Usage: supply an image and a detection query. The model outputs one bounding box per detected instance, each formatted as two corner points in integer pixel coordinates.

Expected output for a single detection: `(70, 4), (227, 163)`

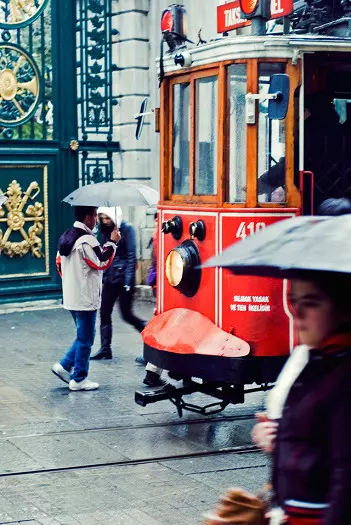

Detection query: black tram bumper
(134, 345), (288, 416)
(144, 343), (288, 385)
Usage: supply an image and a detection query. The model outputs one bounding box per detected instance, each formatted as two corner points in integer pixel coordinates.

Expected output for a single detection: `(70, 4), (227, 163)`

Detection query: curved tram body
(136, 14), (351, 415)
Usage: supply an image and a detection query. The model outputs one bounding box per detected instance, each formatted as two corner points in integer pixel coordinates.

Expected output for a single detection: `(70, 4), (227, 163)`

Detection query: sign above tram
(217, 0), (293, 32)
(217, 1), (251, 32)
(270, 0), (293, 19)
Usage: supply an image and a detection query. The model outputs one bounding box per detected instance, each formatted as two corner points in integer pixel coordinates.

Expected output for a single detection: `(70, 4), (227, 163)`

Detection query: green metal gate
(0, 0), (119, 302)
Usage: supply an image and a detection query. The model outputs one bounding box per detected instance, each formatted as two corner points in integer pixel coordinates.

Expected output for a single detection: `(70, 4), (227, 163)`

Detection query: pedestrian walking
(272, 272), (351, 524)
(252, 196), (351, 456)
(142, 212), (167, 387)
(90, 207), (146, 361)
(208, 272), (351, 525)
(52, 206), (120, 391)
(147, 213), (158, 297)
(250, 200), (351, 524)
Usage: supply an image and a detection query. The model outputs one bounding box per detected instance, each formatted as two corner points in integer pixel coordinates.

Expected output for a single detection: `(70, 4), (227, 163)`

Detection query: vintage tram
(135, 1), (351, 416)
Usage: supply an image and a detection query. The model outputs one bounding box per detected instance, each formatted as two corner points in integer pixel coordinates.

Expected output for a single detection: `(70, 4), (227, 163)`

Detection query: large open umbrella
(203, 215), (351, 277)
(0, 193), (7, 206)
(63, 181), (159, 207)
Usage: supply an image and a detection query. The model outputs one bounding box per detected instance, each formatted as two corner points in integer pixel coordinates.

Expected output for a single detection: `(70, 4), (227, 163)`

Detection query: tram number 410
(235, 221), (266, 239)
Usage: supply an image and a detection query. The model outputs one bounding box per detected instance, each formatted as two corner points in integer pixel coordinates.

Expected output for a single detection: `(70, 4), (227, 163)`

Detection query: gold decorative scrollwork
(0, 45), (41, 127)
(0, 179), (45, 258)
(0, 0), (49, 29)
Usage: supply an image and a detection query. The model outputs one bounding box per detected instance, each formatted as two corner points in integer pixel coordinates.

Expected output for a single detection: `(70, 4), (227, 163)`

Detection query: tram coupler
(135, 383), (198, 408)
(135, 380), (248, 417)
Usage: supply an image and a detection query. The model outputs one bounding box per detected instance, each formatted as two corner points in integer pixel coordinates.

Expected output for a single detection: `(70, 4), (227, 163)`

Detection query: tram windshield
(228, 64), (247, 203)
(172, 82), (190, 195)
(195, 75), (218, 195)
(257, 63), (286, 203)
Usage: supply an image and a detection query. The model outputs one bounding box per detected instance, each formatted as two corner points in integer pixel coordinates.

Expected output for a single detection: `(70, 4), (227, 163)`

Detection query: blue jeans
(60, 310), (97, 382)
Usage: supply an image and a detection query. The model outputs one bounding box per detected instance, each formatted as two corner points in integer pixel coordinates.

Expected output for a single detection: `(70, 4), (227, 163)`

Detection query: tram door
(302, 53), (351, 213)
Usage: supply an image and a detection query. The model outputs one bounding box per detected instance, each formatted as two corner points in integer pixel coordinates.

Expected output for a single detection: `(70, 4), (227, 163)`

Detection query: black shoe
(90, 348), (112, 360)
(143, 371), (167, 387)
(135, 356), (147, 366)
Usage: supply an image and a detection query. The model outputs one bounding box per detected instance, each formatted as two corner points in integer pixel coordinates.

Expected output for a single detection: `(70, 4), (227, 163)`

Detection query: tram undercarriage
(135, 376), (273, 418)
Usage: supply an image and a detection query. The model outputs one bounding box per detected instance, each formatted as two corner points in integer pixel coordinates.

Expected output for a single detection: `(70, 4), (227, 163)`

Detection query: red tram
(135, 2), (351, 415)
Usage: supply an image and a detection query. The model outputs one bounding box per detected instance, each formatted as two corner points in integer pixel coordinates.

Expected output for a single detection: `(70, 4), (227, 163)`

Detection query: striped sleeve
(81, 241), (117, 271)
(56, 251), (62, 277)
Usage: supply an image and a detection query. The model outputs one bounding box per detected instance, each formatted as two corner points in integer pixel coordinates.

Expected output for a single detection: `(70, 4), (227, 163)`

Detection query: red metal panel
(160, 210), (218, 323)
(220, 212), (297, 356)
(159, 207), (299, 358)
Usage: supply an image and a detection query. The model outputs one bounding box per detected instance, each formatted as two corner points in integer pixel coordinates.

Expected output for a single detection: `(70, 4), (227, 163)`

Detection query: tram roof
(159, 34), (351, 73)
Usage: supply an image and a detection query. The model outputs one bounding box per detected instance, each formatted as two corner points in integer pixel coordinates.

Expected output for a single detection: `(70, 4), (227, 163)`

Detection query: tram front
(135, 2), (351, 415)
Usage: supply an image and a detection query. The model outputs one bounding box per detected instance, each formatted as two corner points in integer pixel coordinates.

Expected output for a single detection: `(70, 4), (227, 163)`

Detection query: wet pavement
(0, 302), (269, 525)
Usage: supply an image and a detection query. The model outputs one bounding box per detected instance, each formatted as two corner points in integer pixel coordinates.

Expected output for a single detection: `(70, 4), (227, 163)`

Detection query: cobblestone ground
(0, 303), (268, 525)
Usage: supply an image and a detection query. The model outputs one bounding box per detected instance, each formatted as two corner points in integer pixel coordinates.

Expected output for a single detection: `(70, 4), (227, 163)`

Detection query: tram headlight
(165, 240), (201, 297)
(166, 249), (184, 287)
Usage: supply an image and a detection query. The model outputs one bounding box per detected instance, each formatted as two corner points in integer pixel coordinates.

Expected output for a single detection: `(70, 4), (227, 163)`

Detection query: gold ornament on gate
(70, 139), (79, 151)
(0, 45), (40, 126)
(0, 69), (18, 100)
(0, 180), (45, 258)
(0, 0), (49, 28)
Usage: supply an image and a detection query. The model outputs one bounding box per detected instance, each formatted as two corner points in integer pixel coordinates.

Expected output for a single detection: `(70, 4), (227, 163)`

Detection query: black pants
(100, 283), (145, 349)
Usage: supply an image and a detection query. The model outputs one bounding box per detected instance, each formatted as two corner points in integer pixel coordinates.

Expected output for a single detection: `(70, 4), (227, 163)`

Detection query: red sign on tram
(217, 0), (294, 32)
(220, 212), (296, 356)
(270, 0), (293, 19)
(217, 1), (251, 32)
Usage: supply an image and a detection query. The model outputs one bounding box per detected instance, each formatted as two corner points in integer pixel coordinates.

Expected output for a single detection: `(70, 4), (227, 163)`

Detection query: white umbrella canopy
(0, 193), (7, 206)
(202, 215), (351, 278)
(63, 181), (159, 207)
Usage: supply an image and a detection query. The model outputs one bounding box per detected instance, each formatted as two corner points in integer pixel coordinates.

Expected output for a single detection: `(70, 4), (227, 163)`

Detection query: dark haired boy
(52, 206), (120, 391)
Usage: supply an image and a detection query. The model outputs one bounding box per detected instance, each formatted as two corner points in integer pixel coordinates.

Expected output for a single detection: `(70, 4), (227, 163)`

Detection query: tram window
(257, 63), (286, 203)
(172, 82), (190, 195)
(194, 76), (218, 195)
(228, 64), (247, 203)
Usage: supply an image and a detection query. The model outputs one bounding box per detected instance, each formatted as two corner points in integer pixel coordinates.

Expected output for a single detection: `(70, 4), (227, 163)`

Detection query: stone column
(113, 1), (155, 285)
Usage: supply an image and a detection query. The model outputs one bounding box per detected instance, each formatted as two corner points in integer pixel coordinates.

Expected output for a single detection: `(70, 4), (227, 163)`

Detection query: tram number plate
(235, 221), (266, 239)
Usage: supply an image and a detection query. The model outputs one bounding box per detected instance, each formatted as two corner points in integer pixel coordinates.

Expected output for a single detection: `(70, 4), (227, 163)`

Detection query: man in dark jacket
(90, 207), (146, 360)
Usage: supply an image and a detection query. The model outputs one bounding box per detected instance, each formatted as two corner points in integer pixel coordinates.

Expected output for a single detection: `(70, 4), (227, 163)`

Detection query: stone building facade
(114, 0), (222, 283)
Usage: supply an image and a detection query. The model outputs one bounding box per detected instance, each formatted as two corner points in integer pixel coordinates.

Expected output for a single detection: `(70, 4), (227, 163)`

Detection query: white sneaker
(52, 362), (71, 384)
(69, 378), (99, 391)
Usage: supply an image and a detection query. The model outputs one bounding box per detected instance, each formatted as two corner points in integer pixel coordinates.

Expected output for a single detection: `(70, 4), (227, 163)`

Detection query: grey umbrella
(203, 215), (351, 277)
(0, 193), (7, 206)
(63, 181), (159, 207)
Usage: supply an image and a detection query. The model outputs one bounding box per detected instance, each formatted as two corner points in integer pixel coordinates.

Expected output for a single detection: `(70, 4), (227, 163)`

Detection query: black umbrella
(203, 215), (351, 277)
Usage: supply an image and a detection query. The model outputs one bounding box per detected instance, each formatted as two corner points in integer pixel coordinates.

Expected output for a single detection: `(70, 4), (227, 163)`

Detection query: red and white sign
(270, 0), (293, 19)
(220, 213), (296, 356)
(217, 1), (251, 32)
(217, 0), (293, 32)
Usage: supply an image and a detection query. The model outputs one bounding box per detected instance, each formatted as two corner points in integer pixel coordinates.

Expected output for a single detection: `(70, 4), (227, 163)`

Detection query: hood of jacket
(97, 206), (122, 228)
(58, 221), (92, 256)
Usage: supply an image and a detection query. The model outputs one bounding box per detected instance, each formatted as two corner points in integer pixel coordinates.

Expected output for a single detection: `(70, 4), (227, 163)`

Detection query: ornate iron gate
(0, 0), (118, 302)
